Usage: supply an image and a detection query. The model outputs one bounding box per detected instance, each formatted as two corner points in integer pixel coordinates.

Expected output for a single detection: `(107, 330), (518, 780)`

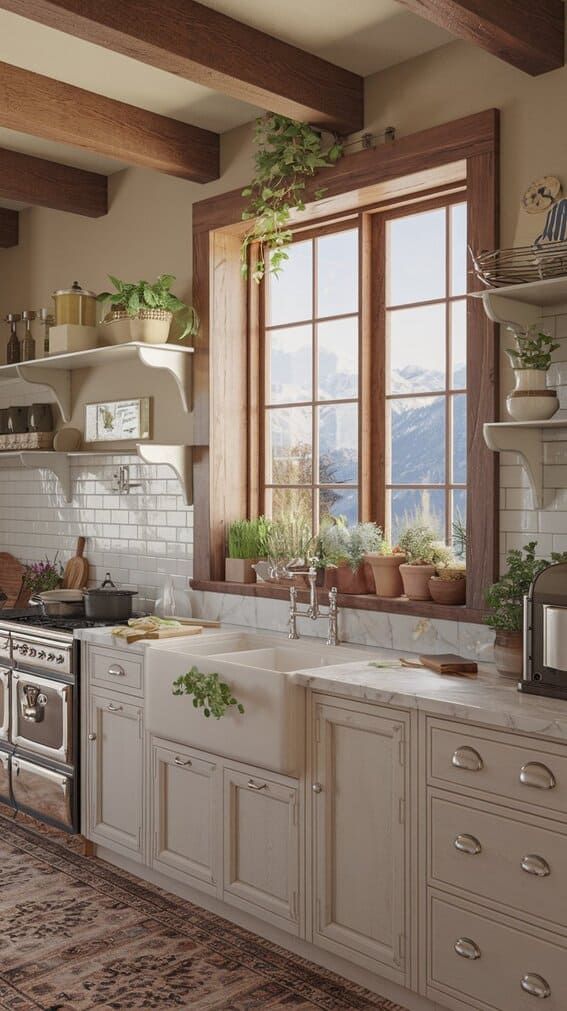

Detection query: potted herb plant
(429, 561), (467, 605)
(505, 324), (560, 421)
(97, 274), (198, 345)
(225, 517), (270, 584)
(316, 521), (382, 594)
(22, 554), (63, 595)
(364, 542), (407, 598)
(397, 525), (452, 601)
(264, 517), (314, 587)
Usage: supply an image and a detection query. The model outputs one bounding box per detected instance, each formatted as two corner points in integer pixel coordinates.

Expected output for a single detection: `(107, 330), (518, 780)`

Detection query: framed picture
(84, 397), (151, 442)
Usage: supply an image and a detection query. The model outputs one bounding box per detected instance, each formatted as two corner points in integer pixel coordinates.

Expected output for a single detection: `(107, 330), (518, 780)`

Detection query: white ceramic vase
(506, 368), (559, 422)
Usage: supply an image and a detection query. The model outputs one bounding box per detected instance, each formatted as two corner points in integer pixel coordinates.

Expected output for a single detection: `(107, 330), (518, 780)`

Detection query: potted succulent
(365, 542), (407, 598)
(225, 517), (270, 584)
(397, 525), (452, 601)
(505, 324), (560, 421)
(429, 561), (467, 605)
(316, 521), (382, 594)
(97, 274), (199, 345)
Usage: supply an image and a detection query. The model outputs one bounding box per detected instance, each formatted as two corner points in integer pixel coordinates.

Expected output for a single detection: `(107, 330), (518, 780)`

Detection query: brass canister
(52, 281), (97, 326)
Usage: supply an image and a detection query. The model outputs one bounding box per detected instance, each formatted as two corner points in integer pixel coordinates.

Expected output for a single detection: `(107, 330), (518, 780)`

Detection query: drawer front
(88, 645), (142, 695)
(429, 721), (567, 816)
(430, 793), (567, 929)
(430, 892), (567, 1010)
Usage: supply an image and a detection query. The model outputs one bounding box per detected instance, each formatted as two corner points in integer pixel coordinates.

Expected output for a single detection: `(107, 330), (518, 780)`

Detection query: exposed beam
(396, 0), (564, 76)
(0, 208), (18, 247)
(0, 0), (363, 135)
(0, 146), (107, 217)
(0, 61), (219, 183)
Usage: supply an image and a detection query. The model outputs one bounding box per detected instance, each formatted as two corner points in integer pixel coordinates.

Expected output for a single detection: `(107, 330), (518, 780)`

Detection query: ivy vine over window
(172, 667), (245, 719)
(240, 113), (343, 283)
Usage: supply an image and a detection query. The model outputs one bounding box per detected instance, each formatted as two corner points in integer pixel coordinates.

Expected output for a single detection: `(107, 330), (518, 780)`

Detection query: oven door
(12, 756), (73, 830)
(0, 746), (13, 806)
(11, 671), (72, 764)
(0, 666), (9, 742)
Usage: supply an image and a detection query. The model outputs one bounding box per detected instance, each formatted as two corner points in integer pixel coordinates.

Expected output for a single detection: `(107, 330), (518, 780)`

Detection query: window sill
(190, 579), (486, 625)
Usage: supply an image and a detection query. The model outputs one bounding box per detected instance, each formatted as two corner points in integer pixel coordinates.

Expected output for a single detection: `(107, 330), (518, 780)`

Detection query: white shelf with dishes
(484, 419), (567, 508)
(0, 342), (195, 421)
(471, 275), (567, 331)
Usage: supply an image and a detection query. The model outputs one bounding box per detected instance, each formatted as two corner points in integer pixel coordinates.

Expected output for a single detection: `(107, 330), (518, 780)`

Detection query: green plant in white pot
(397, 525), (452, 601)
(505, 324), (559, 421)
(97, 274), (198, 345)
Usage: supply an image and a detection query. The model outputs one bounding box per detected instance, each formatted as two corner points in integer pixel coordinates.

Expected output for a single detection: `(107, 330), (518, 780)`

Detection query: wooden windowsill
(190, 579), (486, 625)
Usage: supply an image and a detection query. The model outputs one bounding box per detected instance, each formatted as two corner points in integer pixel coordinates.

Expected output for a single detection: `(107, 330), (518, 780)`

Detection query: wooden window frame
(191, 109), (499, 622)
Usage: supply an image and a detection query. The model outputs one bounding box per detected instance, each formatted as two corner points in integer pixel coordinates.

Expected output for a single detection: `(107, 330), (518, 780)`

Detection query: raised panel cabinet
(223, 767), (301, 935)
(151, 740), (220, 896)
(86, 693), (143, 860)
(312, 697), (408, 979)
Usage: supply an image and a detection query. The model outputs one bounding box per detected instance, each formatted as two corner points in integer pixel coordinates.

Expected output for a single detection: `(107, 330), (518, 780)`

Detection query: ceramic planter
(129, 309), (173, 344)
(323, 561), (375, 595)
(494, 630), (523, 679)
(98, 310), (131, 346)
(225, 557), (257, 584)
(506, 368), (559, 422)
(400, 563), (436, 601)
(365, 553), (406, 597)
(428, 575), (466, 605)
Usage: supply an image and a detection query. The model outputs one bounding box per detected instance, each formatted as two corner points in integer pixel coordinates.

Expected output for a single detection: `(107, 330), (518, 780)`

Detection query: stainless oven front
(11, 670), (72, 765)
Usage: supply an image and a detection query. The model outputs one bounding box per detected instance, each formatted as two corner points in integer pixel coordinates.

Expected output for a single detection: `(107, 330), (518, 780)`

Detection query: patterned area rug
(0, 812), (408, 1010)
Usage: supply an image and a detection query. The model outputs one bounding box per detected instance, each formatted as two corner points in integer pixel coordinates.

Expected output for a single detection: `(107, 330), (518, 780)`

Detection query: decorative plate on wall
(522, 175), (562, 214)
(84, 397), (151, 442)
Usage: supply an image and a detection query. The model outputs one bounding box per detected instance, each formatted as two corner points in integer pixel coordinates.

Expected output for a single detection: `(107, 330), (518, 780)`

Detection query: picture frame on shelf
(84, 397), (151, 442)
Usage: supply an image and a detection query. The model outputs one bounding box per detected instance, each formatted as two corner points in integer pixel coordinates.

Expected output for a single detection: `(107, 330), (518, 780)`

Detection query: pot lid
(83, 572), (138, 597)
(53, 280), (97, 298)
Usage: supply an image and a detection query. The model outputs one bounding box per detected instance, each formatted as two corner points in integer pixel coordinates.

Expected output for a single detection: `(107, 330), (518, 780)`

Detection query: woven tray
(471, 241), (567, 287)
(0, 432), (54, 451)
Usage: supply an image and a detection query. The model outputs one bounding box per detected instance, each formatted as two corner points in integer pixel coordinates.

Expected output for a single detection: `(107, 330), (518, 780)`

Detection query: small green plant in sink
(172, 667), (245, 719)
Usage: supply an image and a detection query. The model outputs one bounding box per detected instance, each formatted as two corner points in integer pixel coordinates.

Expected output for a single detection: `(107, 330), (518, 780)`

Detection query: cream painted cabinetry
(311, 695), (409, 982)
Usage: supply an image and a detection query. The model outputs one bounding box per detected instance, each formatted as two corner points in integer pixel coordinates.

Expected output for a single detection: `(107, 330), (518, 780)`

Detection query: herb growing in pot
(429, 560), (467, 606)
(264, 516), (314, 585)
(22, 554), (63, 595)
(505, 324), (560, 421)
(364, 541), (407, 599)
(316, 520), (382, 595)
(97, 274), (199, 345)
(397, 525), (452, 601)
(225, 516), (271, 584)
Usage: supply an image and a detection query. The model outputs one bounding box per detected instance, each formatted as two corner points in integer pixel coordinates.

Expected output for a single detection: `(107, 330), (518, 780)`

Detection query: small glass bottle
(21, 310), (37, 362)
(5, 313), (21, 365)
(38, 308), (54, 357)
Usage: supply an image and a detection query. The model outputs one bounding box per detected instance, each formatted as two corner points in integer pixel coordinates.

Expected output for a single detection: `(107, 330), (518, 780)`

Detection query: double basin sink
(145, 632), (376, 776)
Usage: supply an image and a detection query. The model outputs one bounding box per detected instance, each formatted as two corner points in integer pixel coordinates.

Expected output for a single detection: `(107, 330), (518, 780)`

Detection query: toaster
(522, 561), (567, 698)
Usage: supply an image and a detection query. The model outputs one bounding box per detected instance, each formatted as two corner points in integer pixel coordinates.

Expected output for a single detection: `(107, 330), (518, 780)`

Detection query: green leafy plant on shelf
(485, 542), (567, 632)
(227, 516), (271, 559)
(240, 113), (343, 283)
(173, 667), (245, 720)
(505, 324), (559, 371)
(97, 273), (199, 340)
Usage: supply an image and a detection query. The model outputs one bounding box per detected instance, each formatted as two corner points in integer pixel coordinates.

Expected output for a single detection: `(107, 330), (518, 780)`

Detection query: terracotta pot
(365, 553), (406, 597)
(225, 557), (257, 584)
(400, 563), (436, 601)
(428, 575), (466, 606)
(494, 629), (523, 679)
(323, 561), (375, 595)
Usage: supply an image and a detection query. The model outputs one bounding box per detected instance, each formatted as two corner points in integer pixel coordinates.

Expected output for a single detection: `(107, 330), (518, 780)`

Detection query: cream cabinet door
(86, 693), (143, 859)
(312, 697), (408, 978)
(151, 741), (220, 897)
(223, 767), (301, 935)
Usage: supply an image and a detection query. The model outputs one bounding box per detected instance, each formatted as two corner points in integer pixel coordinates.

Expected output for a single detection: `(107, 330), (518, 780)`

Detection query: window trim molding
(191, 108), (499, 619)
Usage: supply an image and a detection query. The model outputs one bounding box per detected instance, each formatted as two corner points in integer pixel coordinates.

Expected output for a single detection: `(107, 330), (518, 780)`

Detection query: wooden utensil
(164, 615), (221, 628)
(62, 537), (89, 589)
(0, 552), (27, 607)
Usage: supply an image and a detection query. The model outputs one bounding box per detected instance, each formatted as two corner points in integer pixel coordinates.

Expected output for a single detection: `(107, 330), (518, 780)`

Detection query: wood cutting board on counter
(62, 537), (89, 588)
(0, 553), (28, 607)
(119, 625), (204, 644)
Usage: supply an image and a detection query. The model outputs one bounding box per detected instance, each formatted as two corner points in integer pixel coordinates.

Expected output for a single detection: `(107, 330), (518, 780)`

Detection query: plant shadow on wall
(240, 114), (343, 283)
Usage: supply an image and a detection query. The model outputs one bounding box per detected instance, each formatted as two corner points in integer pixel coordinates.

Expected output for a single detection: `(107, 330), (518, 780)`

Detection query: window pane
(452, 489), (467, 559)
(450, 202), (467, 297)
(267, 487), (312, 527)
(451, 300), (467, 388)
(266, 324), (312, 405)
(266, 406), (312, 484)
(388, 304), (446, 394)
(318, 317), (358, 400)
(452, 393), (467, 483)
(319, 403), (358, 484)
(390, 488), (445, 544)
(320, 487), (358, 527)
(317, 229), (358, 318)
(390, 396), (445, 484)
(267, 240), (312, 326)
(387, 208), (446, 306)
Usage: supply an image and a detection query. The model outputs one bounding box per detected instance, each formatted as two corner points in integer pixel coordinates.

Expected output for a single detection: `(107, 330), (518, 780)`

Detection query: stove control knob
(47, 653), (55, 663)
(55, 656), (64, 665)
(12, 643), (19, 651)
(19, 644), (28, 655)
(28, 648), (37, 657)
(38, 651), (46, 660)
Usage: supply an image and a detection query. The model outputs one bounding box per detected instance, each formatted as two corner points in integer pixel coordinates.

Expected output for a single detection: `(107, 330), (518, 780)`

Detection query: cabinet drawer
(429, 892), (567, 1011)
(428, 719), (567, 817)
(430, 793), (567, 930)
(88, 645), (143, 695)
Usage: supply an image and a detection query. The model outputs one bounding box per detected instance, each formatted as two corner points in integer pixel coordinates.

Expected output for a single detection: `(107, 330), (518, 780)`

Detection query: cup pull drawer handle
(520, 762), (556, 790)
(106, 702), (123, 712)
(521, 974), (551, 999)
(452, 746), (484, 772)
(454, 938), (481, 961)
(107, 664), (125, 677)
(174, 757), (192, 767)
(454, 833), (482, 855)
(521, 854), (551, 877)
(247, 779), (267, 791)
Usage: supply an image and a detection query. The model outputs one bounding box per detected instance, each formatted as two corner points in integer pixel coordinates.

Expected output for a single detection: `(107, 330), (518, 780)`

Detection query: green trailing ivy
(172, 666), (245, 719)
(241, 113), (343, 283)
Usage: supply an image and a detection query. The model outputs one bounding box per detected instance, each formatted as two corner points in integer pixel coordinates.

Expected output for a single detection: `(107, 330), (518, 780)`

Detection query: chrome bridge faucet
(288, 566), (340, 646)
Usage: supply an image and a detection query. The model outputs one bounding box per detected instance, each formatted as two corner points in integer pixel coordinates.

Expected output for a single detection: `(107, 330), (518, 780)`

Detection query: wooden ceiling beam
(0, 0), (363, 135)
(0, 146), (107, 216)
(0, 61), (219, 183)
(0, 208), (18, 247)
(396, 0), (564, 75)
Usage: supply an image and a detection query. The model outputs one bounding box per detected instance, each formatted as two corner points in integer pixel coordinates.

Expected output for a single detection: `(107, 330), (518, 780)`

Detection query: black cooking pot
(83, 572), (138, 620)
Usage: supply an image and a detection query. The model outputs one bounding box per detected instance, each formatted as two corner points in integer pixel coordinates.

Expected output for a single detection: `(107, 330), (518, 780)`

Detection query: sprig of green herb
(172, 667), (245, 719)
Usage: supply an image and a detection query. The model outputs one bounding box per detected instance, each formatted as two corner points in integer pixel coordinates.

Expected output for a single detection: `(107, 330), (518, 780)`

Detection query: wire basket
(470, 241), (567, 288)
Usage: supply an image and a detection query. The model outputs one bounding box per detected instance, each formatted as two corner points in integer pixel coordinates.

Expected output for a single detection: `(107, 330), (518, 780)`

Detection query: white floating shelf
(471, 276), (567, 332)
(484, 419), (567, 509)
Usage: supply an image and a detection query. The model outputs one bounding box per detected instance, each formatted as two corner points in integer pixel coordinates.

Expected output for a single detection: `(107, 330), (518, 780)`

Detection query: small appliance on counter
(522, 561), (567, 698)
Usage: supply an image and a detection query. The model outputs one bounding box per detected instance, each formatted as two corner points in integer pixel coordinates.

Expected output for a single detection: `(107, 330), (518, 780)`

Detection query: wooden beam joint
(0, 207), (18, 247)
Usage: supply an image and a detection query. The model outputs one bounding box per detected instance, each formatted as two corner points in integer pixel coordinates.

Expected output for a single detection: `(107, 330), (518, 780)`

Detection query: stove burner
(0, 609), (146, 633)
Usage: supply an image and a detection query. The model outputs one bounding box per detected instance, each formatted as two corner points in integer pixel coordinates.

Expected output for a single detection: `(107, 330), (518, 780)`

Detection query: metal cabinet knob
(107, 664), (125, 677)
(88, 732), (97, 741)
(520, 762), (556, 790)
(454, 938), (481, 960)
(452, 746), (484, 772)
(520, 973), (551, 999)
(521, 854), (551, 878)
(454, 833), (482, 855)
(174, 756), (192, 767)
(312, 783), (323, 794)
(247, 779), (267, 791)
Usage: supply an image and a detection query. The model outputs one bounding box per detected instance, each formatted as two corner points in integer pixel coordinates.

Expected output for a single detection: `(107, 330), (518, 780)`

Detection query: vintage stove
(522, 561), (567, 699)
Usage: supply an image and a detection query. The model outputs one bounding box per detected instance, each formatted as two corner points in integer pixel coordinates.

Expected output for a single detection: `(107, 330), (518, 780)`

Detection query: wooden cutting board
(0, 552), (28, 607)
(119, 625), (204, 644)
(62, 537), (89, 589)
